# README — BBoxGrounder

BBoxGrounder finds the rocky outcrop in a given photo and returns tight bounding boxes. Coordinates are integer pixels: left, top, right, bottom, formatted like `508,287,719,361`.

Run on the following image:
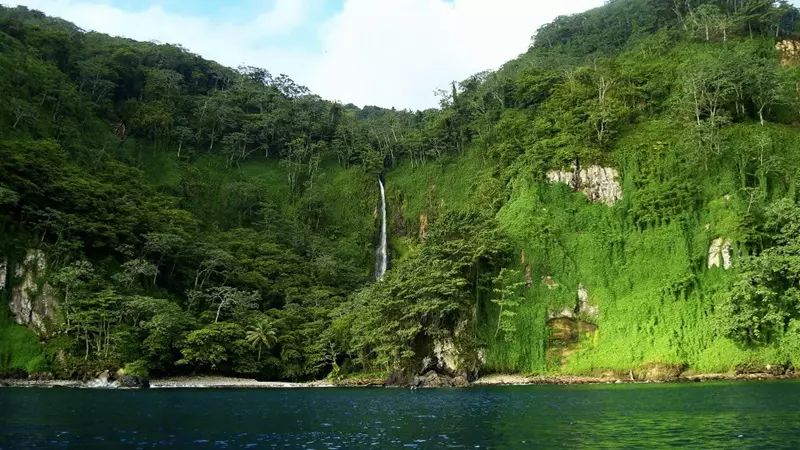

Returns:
548,284,599,321
777,39,800,66
433,339,458,374
548,306,575,320
9,250,57,336
547,165,622,206
708,238,733,270
542,274,558,289
419,213,429,240
634,363,684,381
117,375,150,389
578,284,599,318
411,371,470,388
0,257,7,291
547,284,600,366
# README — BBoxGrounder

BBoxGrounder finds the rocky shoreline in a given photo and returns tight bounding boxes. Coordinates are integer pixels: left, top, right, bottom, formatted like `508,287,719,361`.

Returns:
2,371,798,389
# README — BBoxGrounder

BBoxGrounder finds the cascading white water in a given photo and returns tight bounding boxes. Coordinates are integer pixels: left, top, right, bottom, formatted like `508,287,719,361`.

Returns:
375,177,388,280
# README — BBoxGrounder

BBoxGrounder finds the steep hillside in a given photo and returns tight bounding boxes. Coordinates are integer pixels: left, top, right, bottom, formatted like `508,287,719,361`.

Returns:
2,1,800,382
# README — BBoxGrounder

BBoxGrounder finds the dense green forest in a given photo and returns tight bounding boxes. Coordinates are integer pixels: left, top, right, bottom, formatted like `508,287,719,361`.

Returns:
3,0,800,382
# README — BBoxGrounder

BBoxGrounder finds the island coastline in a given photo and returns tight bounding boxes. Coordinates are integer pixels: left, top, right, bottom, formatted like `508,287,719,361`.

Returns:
2,372,798,389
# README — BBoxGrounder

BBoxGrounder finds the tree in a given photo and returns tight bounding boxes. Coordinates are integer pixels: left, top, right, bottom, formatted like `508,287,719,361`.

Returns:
178,322,246,370
492,268,526,341
718,199,800,345
51,260,96,331
245,318,278,362
205,286,259,323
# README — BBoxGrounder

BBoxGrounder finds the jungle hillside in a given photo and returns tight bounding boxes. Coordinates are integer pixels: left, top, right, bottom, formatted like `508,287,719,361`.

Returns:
3,0,800,382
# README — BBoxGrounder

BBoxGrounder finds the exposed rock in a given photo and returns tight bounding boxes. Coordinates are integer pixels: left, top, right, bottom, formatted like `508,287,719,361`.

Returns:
547,284,600,367
525,265,532,288
708,238,733,270
721,240,733,270
547,165,622,206
0,257,6,291
548,284,598,320
419,213,429,240
548,306,575,320
452,375,470,388
634,363,684,381
578,284,599,318
777,38,800,66
97,370,111,384
546,318,598,366
520,250,526,266
735,363,789,376
433,339,458,375
117,375,150,389
385,371,412,387
411,371,469,388
542,274,558,289
9,250,57,336
27,372,54,381
476,348,486,366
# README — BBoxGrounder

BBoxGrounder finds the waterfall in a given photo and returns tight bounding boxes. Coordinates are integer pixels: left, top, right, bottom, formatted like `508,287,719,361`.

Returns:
375,177,388,280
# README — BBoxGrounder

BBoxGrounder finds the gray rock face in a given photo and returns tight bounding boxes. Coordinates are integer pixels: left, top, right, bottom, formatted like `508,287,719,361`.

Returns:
9,250,57,336
708,238,733,270
546,166,622,206
578,284,599,318
431,318,485,378
0,257,6,291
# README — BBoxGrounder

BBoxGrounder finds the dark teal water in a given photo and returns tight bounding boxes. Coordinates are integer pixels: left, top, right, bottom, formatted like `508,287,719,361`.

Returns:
2,381,800,449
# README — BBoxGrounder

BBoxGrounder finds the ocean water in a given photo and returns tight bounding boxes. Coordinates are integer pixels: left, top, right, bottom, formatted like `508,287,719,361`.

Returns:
1,381,800,449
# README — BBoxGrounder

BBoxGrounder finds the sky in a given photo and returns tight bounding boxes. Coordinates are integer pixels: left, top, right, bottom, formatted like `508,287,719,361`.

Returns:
6,0,612,109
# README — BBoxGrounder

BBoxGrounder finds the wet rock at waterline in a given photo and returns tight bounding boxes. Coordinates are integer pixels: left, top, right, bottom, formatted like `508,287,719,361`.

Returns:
118,375,150,389
411,371,470,388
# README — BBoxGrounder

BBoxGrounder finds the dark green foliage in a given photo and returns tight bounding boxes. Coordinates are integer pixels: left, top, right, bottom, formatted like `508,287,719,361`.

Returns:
339,212,511,372
719,199,800,345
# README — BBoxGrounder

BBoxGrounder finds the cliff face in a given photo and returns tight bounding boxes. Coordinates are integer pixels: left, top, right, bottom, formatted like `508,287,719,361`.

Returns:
7,250,57,336
546,166,622,206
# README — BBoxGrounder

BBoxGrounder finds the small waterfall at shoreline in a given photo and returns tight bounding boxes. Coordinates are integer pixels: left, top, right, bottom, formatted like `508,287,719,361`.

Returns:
375,177,388,280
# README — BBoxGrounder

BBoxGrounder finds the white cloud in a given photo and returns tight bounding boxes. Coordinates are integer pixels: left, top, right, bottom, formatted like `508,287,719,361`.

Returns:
6,0,605,109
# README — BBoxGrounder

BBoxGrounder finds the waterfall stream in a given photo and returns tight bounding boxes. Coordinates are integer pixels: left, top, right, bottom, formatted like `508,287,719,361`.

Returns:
375,177,388,280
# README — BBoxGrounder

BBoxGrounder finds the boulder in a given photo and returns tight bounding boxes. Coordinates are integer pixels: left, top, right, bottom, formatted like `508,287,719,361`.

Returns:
97,370,111,384
117,375,150,389
635,363,684,381
411,371,467,388
451,376,470,388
